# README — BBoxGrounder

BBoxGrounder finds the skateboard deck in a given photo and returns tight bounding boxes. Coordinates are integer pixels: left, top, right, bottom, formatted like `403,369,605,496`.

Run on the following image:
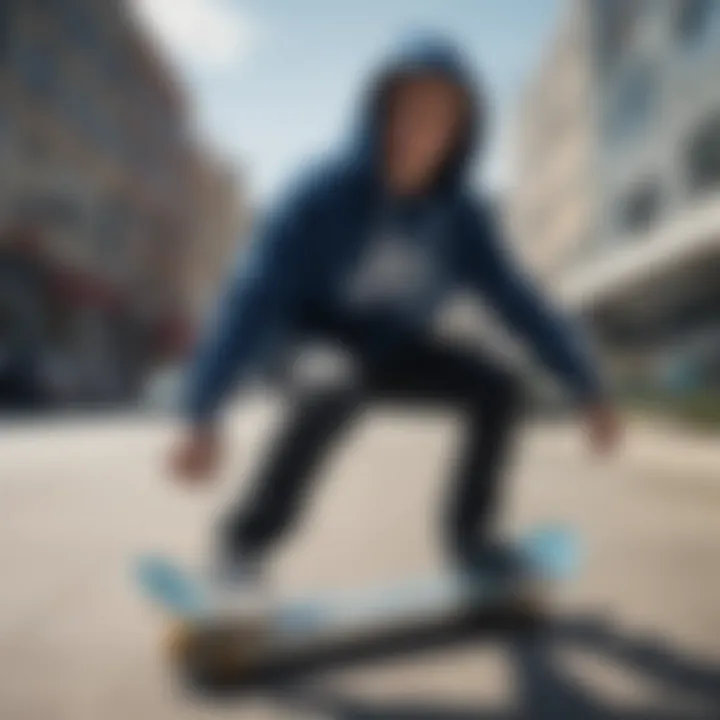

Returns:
135,526,579,681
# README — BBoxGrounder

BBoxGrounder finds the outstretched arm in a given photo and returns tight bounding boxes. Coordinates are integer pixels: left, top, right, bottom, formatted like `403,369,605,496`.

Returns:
457,197,621,454
457,197,605,405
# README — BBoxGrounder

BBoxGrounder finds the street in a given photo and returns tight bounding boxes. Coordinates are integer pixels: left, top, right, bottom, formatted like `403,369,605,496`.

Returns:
1,404,720,719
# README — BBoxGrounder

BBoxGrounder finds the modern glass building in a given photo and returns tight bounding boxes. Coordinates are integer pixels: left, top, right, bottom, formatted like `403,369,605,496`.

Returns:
564,0,720,390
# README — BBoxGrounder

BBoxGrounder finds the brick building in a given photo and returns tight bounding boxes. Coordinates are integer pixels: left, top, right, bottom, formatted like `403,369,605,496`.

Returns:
0,0,197,407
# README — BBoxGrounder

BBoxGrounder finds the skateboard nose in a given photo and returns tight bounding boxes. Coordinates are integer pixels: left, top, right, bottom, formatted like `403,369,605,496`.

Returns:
134,555,206,616
524,526,582,580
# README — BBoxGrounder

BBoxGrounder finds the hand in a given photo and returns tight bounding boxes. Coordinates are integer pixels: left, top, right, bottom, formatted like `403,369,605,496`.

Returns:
168,425,222,485
583,402,623,456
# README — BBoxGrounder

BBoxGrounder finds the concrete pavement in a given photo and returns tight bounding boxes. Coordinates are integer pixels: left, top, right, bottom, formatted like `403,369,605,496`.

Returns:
1,405,720,719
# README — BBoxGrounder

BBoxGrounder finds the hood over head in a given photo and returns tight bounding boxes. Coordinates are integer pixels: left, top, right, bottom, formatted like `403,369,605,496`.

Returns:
350,32,488,196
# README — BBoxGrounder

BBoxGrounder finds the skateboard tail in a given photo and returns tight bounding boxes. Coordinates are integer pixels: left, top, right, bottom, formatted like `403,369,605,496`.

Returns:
519,526,582,581
135,555,207,618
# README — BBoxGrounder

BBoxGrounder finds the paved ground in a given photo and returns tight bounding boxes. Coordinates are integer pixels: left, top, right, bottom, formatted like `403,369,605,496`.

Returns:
2,404,720,719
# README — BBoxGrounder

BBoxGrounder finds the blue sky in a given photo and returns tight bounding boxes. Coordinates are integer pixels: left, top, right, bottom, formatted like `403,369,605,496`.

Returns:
133,0,560,201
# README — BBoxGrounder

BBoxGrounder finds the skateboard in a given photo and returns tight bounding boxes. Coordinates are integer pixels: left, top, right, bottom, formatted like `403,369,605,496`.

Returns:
134,526,579,683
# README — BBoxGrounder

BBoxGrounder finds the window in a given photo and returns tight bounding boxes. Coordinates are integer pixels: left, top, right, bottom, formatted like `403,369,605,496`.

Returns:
16,194,82,229
606,61,656,142
598,0,651,70
95,202,128,268
0,4,16,67
20,46,56,99
618,181,662,234
676,0,720,45
60,0,98,51
0,109,7,155
13,14,58,101
687,113,720,192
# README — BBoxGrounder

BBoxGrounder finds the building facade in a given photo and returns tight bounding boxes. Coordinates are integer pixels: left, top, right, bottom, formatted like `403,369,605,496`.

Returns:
0,0,197,407
563,0,720,390
508,0,597,282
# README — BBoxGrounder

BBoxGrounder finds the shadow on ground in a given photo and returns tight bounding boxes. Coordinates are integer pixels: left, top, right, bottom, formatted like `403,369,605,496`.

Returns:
188,611,720,719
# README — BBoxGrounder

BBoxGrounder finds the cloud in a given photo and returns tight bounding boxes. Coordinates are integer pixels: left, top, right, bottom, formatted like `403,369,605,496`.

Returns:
130,0,259,73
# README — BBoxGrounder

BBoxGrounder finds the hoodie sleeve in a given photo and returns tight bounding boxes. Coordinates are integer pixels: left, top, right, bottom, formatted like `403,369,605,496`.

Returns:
183,179,318,425
456,197,605,404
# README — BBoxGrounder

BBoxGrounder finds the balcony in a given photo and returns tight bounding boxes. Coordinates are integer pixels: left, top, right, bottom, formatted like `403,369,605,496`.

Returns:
561,191,720,311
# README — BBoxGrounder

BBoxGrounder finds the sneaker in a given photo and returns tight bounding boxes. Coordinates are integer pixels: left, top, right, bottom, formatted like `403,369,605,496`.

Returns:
202,553,270,626
465,540,528,584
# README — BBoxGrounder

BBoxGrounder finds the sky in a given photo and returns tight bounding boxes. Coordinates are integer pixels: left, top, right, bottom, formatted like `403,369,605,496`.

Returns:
131,0,561,202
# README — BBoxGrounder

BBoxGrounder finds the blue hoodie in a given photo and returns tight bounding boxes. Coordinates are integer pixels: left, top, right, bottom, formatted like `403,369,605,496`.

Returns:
185,35,603,423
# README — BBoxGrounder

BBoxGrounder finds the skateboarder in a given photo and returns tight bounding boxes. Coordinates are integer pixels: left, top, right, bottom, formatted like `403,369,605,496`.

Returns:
169,35,621,611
